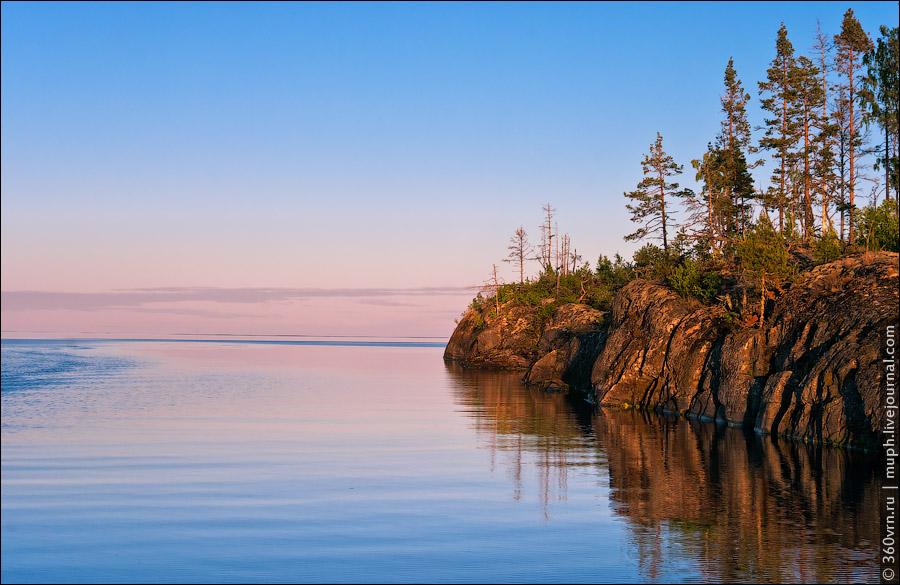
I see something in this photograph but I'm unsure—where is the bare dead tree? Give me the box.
[569,245,582,274]
[554,221,560,271]
[503,226,533,284]
[558,234,573,276]
[481,264,503,314]
[540,203,556,271]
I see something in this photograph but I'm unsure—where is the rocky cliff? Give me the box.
[444,252,899,448]
[445,300,606,390]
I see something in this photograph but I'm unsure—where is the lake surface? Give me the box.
[0,339,883,583]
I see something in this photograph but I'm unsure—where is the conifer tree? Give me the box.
[689,146,727,250]
[832,88,861,241]
[736,214,792,328]
[728,147,757,237]
[721,58,753,154]
[624,133,685,253]
[834,8,873,241]
[690,143,756,248]
[812,23,838,233]
[718,58,757,237]
[759,24,799,233]
[792,55,824,238]
[863,25,899,206]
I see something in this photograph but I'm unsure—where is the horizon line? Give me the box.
[1,330,449,340]
[0,337,448,348]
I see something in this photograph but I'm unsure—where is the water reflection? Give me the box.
[449,365,595,515]
[446,363,882,583]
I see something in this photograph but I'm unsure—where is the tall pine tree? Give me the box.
[759,24,799,233]
[792,55,824,239]
[688,59,757,254]
[834,8,873,241]
[718,58,757,237]
[863,25,899,206]
[812,23,838,234]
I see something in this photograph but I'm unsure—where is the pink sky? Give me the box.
[0,287,476,338]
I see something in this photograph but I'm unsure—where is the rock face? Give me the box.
[444,301,606,390]
[445,252,899,448]
[752,253,898,445]
[590,280,728,417]
[523,304,607,391]
[444,303,543,370]
[592,252,898,448]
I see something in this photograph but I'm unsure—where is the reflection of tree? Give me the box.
[444,362,882,583]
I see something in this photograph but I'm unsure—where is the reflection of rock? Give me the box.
[595,410,881,583]
[445,363,595,510]
[445,363,882,583]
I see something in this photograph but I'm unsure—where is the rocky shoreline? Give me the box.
[445,252,899,449]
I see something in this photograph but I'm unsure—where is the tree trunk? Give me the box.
[780,57,787,233]
[886,126,891,203]
[848,48,856,242]
[840,206,845,242]
[659,170,668,252]
[839,133,847,242]
[820,44,829,233]
[519,253,524,284]
[759,273,766,328]
[728,110,734,234]
[804,112,812,238]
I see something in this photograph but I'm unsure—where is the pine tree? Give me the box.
[728,147,757,237]
[792,55,824,239]
[812,23,838,233]
[690,144,756,248]
[721,58,753,154]
[718,58,757,238]
[689,146,727,250]
[759,23,799,233]
[624,132,685,253]
[832,88,859,241]
[863,25,899,206]
[736,214,792,328]
[834,8,873,241]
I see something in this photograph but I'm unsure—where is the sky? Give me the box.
[2,1,897,337]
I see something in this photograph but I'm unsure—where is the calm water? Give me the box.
[0,339,883,583]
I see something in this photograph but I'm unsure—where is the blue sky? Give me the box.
[1,2,897,335]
